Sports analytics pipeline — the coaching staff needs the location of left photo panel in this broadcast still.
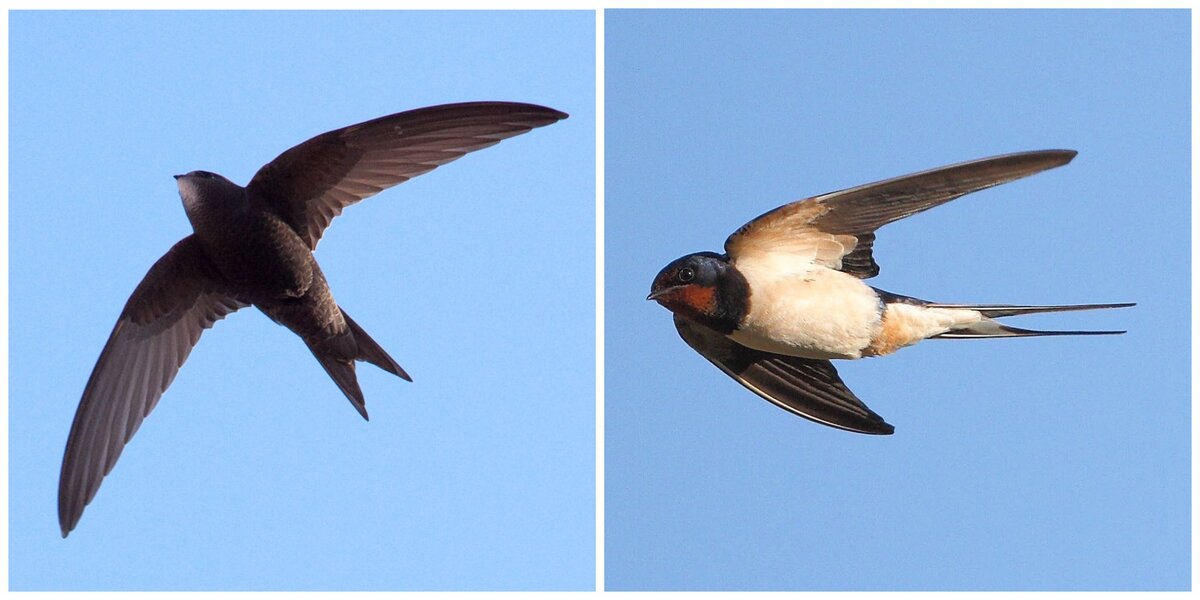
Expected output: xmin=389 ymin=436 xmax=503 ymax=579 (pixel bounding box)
xmin=10 ymin=10 xmax=595 ymax=590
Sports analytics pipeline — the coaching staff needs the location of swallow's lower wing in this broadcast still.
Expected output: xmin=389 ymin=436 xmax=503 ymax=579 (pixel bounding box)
xmin=673 ymin=316 xmax=894 ymax=435
xmin=724 ymin=150 xmax=1077 ymax=278
xmin=246 ymin=102 xmax=568 ymax=250
xmin=59 ymin=235 xmax=246 ymax=537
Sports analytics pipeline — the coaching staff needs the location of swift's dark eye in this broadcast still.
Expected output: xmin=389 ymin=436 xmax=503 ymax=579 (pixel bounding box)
xmin=678 ymin=267 xmax=695 ymax=283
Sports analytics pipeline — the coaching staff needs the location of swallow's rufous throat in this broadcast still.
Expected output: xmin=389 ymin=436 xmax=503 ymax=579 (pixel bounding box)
xmin=649 ymin=150 xmax=1131 ymax=436
xmin=59 ymin=101 xmax=568 ymax=537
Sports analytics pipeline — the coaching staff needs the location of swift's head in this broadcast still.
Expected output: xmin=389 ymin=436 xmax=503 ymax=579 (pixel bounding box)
xmin=174 ymin=170 xmax=242 ymax=224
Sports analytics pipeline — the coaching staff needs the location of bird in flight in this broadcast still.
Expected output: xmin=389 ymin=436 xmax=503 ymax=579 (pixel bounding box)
xmin=648 ymin=150 xmax=1132 ymax=436
xmin=59 ymin=101 xmax=568 ymax=537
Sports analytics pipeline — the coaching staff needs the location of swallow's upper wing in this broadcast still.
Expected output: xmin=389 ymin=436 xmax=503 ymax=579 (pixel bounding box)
xmin=724 ymin=150 xmax=1077 ymax=278
xmin=246 ymin=101 xmax=568 ymax=250
xmin=59 ymin=235 xmax=246 ymax=537
xmin=673 ymin=316 xmax=893 ymax=435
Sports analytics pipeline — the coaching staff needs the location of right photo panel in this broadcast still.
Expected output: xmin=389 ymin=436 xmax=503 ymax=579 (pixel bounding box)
xmin=605 ymin=9 xmax=1189 ymax=591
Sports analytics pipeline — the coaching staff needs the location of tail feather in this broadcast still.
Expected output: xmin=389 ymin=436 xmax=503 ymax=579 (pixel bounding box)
xmin=306 ymin=309 xmax=410 ymax=421
xmin=341 ymin=309 xmax=411 ymax=382
xmin=935 ymin=321 xmax=1127 ymax=339
xmin=936 ymin=302 xmax=1132 ymax=340
xmin=925 ymin=301 xmax=1135 ymax=319
xmin=309 ymin=349 xmax=370 ymax=420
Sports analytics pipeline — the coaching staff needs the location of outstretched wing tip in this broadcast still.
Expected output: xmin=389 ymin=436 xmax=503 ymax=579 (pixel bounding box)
xmin=1015 ymin=148 xmax=1077 ymax=170
xmin=1045 ymin=147 xmax=1077 ymax=159
xmin=867 ymin=419 xmax=895 ymax=436
xmin=527 ymin=103 xmax=569 ymax=122
xmin=769 ymin=391 xmax=895 ymax=436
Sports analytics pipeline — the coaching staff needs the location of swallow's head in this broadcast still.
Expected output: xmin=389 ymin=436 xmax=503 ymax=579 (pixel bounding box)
xmin=648 ymin=252 xmax=748 ymax=334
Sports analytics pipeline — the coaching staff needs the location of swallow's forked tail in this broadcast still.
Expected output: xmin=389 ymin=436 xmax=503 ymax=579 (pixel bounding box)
xmin=930 ymin=302 xmax=1136 ymax=338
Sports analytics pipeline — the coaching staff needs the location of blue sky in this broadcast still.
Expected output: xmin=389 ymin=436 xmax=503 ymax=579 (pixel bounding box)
xmin=10 ymin=11 xmax=594 ymax=590
xmin=606 ymin=9 xmax=1189 ymax=591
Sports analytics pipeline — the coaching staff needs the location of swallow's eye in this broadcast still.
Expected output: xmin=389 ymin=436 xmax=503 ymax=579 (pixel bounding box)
xmin=678 ymin=267 xmax=695 ymax=283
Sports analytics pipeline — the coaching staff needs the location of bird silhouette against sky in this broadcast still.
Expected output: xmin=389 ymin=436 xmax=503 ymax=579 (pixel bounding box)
xmin=59 ymin=101 xmax=568 ymax=537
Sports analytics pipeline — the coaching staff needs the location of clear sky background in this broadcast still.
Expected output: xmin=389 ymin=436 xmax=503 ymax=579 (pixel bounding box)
xmin=606 ymin=9 xmax=1188 ymax=591
xmin=10 ymin=11 xmax=594 ymax=590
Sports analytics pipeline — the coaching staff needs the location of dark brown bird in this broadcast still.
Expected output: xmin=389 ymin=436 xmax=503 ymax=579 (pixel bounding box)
xmin=59 ymin=101 xmax=568 ymax=537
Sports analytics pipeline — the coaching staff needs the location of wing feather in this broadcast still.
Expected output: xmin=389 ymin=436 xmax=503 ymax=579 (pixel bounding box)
xmin=725 ymin=150 xmax=1077 ymax=278
xmin=246 ymin=101 xmax=568 ymax=250
xmin=58 ymin=235 xmax=246 ymax=537
xmin=673 ymin=316 xmax=894 ymax=435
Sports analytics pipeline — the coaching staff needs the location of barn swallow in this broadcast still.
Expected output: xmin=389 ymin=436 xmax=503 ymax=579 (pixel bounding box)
xmin=649 ymin=150 xmax=1132 ymax=436
xmin=59 ymin=101 xmax=567 ymax=537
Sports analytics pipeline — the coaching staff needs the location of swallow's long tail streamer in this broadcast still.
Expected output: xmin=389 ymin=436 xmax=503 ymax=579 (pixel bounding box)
xmin=931 ymin=302 xmax=1135 ymax=338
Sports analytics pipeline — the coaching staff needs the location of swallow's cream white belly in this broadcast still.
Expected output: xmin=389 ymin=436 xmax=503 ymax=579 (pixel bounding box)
xmin=729 ymin=262 xmax=883 ymax=359
xmin=729 ymin=260 xmax=985 ymax=359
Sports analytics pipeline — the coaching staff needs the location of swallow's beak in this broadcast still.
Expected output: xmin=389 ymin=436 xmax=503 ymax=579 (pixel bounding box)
xmin=173 ymin=174 xmax=183 ymax=180
xmin=648 ymin=284 xmax=686 ymax=303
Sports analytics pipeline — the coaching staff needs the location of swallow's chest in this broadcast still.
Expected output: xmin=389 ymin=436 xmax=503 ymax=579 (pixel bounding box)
xmin=729 ymin=264 xmax=882 ymax=359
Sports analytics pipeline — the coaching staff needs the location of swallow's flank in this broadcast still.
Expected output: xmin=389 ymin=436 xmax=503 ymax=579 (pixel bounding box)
xmin=59 ymin=102 xmax=567 ymax=537
xmin=649 ymin=150 xmax=1132 ymax=436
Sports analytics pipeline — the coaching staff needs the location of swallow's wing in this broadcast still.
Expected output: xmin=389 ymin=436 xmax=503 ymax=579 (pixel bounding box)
xmin=59 ymin=235 xmax=246 ymax=537
xmin=246 ymin=101 xmax=568 ymax=250
xmin=674 ymin=316 xmax=893 ymax=435
xmin=724 ymin=150 xmax=1077 ymax=278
